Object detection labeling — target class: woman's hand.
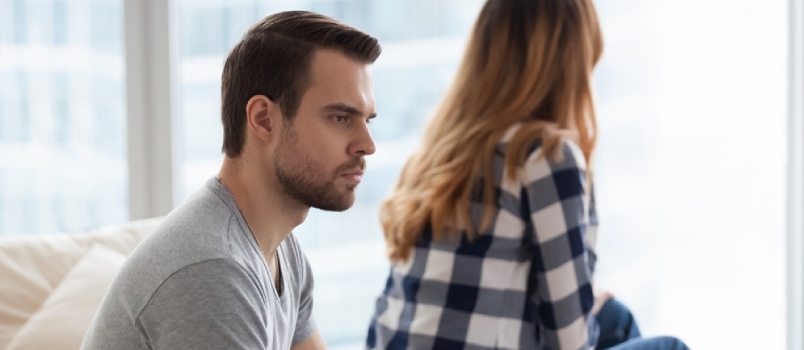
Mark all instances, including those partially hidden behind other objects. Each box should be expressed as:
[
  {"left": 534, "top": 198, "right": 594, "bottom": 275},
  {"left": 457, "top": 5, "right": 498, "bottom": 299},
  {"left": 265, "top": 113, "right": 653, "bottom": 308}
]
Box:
[{"left": 591, "top": 285, "right": 614, "bottom": 315}]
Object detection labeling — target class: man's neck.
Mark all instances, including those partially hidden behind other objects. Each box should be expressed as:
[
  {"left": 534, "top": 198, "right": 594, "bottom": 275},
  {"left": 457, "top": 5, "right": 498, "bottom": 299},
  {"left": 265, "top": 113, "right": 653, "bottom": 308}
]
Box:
[{"left": 217, "top": 157, "right": 309, "bottom": 257}]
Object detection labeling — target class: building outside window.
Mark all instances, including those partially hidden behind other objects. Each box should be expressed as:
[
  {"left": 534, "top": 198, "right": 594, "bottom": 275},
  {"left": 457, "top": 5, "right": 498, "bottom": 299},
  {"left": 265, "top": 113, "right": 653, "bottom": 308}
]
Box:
[{"left": 0, "top": 0, "right": 127, "bottom": 237}]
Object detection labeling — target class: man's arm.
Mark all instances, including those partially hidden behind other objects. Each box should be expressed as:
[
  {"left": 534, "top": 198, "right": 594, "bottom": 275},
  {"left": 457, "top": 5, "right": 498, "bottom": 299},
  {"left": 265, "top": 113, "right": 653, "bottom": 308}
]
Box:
[
  {"left": 291, "top": 330, "right": 327, "bottom": 350},
  {"left": 137, "top": 259, "right": 268, "bottom": 349}
]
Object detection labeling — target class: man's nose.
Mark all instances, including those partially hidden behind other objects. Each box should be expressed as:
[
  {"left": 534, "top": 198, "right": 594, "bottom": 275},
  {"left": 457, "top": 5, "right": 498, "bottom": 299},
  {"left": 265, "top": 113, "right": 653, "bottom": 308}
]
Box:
[{"left": 350, "top": 123, "right": 376, "bottom": 156}]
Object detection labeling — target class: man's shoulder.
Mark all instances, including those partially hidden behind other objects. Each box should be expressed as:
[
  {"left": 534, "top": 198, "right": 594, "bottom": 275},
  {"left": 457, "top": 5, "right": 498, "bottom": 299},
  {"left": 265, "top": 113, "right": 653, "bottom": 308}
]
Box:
[
  {"left": 107, "top": 185, "right": 261, "bottom": 317},
  {"left": 82, "top": 257, "right": 266, "bottom": 350},
  {"left": 130, "top": 187, "right": 241, "bottom": 269}
]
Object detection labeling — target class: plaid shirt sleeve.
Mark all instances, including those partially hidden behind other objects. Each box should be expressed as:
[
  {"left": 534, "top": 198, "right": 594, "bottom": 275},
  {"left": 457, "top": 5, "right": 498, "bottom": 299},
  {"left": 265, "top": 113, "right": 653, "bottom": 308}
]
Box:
[
  {"left": 521, "top": 140, "right": 598, "bottom": 350},
  {"left": 586, "top": 187, "right": 599, "bottom": 275}
]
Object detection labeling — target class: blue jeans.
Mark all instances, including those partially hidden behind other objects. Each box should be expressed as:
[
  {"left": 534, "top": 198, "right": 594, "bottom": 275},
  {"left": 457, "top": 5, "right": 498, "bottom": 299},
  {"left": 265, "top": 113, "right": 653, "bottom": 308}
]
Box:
[{"left": 595, "top": 299, "right": 689, "bottom": 350}]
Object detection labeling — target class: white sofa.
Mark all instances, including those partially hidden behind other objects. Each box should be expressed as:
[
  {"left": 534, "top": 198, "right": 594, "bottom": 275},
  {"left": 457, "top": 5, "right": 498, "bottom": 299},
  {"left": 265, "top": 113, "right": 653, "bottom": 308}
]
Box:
[{"left": 0, "top": 218, "right": 161, "bottom": 350}]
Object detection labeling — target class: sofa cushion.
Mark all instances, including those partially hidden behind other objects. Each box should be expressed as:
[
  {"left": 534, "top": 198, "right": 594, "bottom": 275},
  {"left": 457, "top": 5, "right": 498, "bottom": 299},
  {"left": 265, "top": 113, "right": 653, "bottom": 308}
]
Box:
[
  {"left": 0, "top": 217, "right": 161, "bottom": 348},
  {"left": 5, "top": 244, "right": 126, "bottom": 350}
]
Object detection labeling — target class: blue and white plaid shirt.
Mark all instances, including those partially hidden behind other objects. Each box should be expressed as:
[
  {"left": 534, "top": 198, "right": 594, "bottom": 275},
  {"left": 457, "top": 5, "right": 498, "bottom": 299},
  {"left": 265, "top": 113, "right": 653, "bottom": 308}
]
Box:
[{"left": 367, "top": 125, "right": 599, "bottom": 350}]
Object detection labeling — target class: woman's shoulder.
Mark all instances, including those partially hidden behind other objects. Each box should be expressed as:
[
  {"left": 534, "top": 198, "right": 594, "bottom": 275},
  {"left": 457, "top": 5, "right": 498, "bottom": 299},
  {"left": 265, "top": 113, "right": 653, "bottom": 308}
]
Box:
[{"left": 500, "top": 123, "right": 586, "bottom": 172}]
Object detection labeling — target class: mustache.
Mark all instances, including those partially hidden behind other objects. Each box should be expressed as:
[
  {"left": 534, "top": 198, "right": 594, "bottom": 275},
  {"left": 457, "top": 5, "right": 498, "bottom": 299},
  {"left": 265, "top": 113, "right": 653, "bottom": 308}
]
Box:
[{"left": 336, "top": 157, "right": 366, "bottom": 173}]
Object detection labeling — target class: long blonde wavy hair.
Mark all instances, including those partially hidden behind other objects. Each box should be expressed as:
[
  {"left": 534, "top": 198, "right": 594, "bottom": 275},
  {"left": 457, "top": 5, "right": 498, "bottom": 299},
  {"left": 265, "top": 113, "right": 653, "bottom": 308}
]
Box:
[{"left": 382, "top": 0, "right": 604, "bottom": 262}]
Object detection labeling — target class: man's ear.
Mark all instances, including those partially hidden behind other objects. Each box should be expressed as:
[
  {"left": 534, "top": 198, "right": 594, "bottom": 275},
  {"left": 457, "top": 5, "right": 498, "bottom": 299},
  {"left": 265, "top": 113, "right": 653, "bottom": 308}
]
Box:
[{"left": 245, "top": 95, "right": 281, "bottom": 144}]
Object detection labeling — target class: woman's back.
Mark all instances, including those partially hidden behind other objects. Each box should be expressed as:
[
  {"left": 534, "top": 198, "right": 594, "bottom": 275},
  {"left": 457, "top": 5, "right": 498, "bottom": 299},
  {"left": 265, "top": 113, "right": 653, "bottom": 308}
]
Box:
[
  {"left": 367, "top": 125, "right": 598, "bottom": 350},
  {"left": 368, "top": 0, "right": 604, "bottom": 348},
  {"left": 368, "top": 0, "right": 690, "bottom": 348}
]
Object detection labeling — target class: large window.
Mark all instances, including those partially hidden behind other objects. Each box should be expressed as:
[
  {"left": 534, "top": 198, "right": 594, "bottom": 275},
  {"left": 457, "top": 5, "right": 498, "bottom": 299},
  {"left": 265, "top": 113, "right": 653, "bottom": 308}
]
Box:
[
  {"left": 593, "top": 1, "right": 787, "bottom": 349},
  {"left": 176, "top": 1, "right": 788, "bottom": 348},
  {"left": 0, "top": 0, "right": 127, "bottom": 236}
]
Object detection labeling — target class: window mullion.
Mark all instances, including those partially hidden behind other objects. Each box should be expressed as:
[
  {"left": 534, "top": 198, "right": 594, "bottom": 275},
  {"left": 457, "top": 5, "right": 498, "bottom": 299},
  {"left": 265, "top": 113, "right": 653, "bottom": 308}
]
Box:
[
  {"left": 788, "top": 0, "right": 804, "bottom": 349},
  {"left": 124, "top": 0, "right": 179, "bottom": 220}
]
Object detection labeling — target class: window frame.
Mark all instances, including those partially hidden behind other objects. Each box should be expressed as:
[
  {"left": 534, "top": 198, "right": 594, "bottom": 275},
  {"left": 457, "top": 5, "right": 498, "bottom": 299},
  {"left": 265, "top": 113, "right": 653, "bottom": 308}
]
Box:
[
  {"left": 123, "top": 0, "right": 181, "bottom": 220},
  {"left": 788, "top": 0, "right": 804, "bottom": 349}
]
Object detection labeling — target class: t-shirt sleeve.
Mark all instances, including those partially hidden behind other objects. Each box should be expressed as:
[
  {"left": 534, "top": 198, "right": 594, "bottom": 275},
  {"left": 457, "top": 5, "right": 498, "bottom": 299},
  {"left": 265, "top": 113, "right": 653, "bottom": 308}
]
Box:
[
  {"left": 136, "top": 259, "right": 268, "bottom": 350},
  {"left": 292, "top": 246, "right": 317, "bottom": 345}
]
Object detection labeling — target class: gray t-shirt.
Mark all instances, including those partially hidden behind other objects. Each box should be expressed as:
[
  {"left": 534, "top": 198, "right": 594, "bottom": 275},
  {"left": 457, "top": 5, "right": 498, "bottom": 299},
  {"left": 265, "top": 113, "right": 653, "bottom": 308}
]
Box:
[{"left": 81, "top": 178, "right": 317, "bottom": 350}]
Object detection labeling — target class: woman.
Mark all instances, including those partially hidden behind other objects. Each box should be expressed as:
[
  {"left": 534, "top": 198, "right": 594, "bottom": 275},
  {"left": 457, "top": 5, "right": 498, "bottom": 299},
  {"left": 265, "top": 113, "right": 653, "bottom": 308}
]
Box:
[{"left": 366, "top": 0, "right": 688, "bottom": 349}]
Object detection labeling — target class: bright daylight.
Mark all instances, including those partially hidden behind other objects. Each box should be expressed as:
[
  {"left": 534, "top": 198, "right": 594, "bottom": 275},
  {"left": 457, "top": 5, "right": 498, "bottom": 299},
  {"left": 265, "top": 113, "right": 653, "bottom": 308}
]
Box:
[{"left": 1, "top": 0, "right": 802, "bottom": 349}]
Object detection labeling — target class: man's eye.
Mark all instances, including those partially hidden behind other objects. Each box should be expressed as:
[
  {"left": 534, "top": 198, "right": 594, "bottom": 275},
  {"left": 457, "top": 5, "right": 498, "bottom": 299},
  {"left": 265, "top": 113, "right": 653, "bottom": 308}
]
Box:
[{"left": 334, "top": 115, "right": 347, "bottom": 123}]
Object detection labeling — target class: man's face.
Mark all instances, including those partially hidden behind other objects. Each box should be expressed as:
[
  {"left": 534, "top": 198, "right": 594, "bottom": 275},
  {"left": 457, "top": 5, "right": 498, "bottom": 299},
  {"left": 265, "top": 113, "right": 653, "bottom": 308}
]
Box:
[{"left": 273, "top": 49, "right": 376, "bottom": 212}]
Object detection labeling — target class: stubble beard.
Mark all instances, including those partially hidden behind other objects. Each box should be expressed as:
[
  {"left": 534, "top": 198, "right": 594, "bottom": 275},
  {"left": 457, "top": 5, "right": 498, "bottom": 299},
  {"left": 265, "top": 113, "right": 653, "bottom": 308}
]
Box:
[{"left": 273, "top": 129, "right": 364, "bottom": 212}]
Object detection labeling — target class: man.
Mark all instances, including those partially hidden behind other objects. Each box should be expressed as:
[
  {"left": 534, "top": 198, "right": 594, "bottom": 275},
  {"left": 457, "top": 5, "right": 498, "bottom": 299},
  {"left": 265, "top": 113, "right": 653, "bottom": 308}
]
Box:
[{"left": 82, "top": 11, "right": 380, "bottom": 350}]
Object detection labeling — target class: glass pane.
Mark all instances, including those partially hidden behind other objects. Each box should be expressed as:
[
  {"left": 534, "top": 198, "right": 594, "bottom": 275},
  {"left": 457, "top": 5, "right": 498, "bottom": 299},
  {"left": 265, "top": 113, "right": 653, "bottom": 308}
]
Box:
[
  {"left": 593, "top": 1, "right": 786, "bottom": 349},
  {"left": 0, "top": 0, "right": 128, "bottom": 236}
]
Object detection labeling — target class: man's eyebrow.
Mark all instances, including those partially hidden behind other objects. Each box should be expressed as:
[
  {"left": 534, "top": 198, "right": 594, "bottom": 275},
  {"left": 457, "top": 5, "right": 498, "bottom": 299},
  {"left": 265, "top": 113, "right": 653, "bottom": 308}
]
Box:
[{"left": 323, "top": 103, "right": 377, "bottom": 119}]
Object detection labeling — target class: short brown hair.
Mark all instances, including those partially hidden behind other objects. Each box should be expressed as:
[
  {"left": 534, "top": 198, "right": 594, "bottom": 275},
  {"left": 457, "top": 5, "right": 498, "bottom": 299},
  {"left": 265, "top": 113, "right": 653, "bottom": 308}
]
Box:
[{"left": 221, "top": 11, "right": 381, "bottom": 158}]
